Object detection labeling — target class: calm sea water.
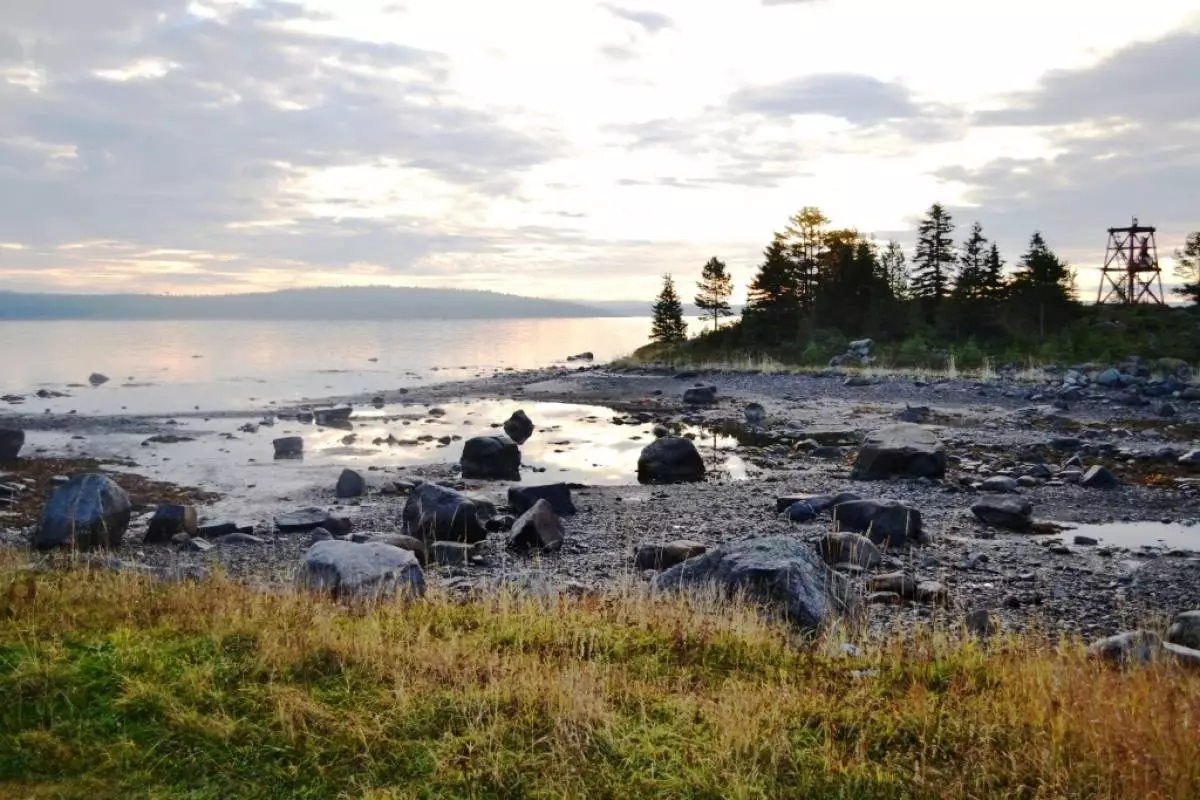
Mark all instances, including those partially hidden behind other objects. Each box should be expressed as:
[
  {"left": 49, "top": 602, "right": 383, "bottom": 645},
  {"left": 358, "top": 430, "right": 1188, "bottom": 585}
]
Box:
[{"left": 0, "top": 317, "right": 667, "bottom": 415}]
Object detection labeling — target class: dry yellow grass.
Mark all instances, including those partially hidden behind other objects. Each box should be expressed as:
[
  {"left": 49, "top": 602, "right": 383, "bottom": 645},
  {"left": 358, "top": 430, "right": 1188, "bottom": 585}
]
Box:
[{"left": 1, "top": 555, "right": 1198, "bottom": 799}]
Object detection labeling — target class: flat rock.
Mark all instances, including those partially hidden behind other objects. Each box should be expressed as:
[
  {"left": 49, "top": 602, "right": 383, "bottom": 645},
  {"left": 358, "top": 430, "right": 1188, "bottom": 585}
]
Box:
[
  {"left": 144, "top": 504, "right": 198, "bottom": 544},
  {"left": 298, "top": 540, "right": 426, "bottom": 600},
  {"left": 971, "top": 495, "right": 1033, "bottom": 532},
  {"left": 1089, "top": 630, "right": 1162, "bottom": 665},
  {"left": 276, "top": 507, "right": 334, "bottom": 533},
  {"left": 508, "top": 483, "right": 576, "bottom": 516},
  {"left": 866, "top": 572, "right": 918, "bottom": 598},
  {"left": 653, "top": 536, "right": 854, "bottom": 631},
  {"left": 817, "top": 532, "right": 882, "bottom": 569},
  {"left": 850, "top": 424, "right": 946, "bottom": 481},
  {"left": 633, "top": 540, "right": 707, "bottom": 571}
]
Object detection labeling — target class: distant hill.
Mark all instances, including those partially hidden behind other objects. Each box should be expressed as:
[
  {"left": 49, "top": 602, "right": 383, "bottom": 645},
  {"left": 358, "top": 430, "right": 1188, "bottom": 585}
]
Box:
[
  {"left": 0, "top": 287, "right": 615, "bottom": 321},
  {"left": 586, "top": 300, "right": 746, "bottom": 317}
]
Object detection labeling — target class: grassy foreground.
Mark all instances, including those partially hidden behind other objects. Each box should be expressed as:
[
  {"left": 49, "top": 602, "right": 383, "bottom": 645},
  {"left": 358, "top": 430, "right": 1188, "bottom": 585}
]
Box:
[{"left": 1, "top": 559, "right": 1198, "bottom": 799}]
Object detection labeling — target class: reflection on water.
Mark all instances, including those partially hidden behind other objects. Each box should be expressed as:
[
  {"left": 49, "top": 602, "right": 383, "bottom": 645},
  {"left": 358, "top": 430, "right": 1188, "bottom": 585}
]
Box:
[
  {"left": 1048, "top": 521, "right": 1200, "bottom": 551},
  {"left": 0, "top": 317, "right": 662, "bottom": 415},
  {"left": 26, "top": 401, "right": 753, "bottom": 493}
]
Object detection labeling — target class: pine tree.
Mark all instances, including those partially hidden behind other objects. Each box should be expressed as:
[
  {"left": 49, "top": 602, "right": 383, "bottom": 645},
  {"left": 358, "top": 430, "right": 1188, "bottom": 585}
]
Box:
[
  {"left": 745, "top": 234, "right": 802, "bottom": 345},
  {"left": 783, "top": 206, "right": 829, "bottom": 311},
  {"left": 1010, "top": 232, "right": 1076, "bottom": 342},
  {"left": 982, "top": 242, "right": 1006, "bottom": 301},
  {"left": 879, "top": 239, "right": 909, "bottom": 300},
  {"left": 1173, "top": 232, "right": 1200, "bottom": 305},
  {"left": 650, "top": 274, "right": 688, "bottom": 344},
  {"left": 911, "top": 203, "right": 956, "bottom": 306},
  {"left": 951, "top": 222, "right": 988, "bottom": 302},
  {"left": 694, "top": 257, "right": 734, "bottom": 331}
]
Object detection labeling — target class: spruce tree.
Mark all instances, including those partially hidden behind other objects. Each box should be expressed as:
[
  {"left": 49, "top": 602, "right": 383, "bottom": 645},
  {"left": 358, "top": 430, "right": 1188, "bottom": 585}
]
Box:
[
  {"left": 650, "top": 274, "right": 688, "bottom": 344},
  {"left": 745, "top": 234, "right": 802, "bottom": 345},
  {"left": 783, "top": 206, "right": 829, "bottom": 311},
  {"left": 911, "top": 203, "right": 956, "bottom": 306},
  {"left": 879, "top": 239, "right": 909, "bottom": 300},
  {"left": 694, "top": 257, "right": 734, "bottom": 331},
  {"left": 982, "top": 242, "right": 1006, "bottom": 301},
  {"left": 1010, "top": 232, "right": 1076, "bottom": 342},
  {"left": 1173, "top": 232, "right": 1200, "bottom": 305},
  {"left": 951, "top": 222, "right": 988, "bottom": 302}
]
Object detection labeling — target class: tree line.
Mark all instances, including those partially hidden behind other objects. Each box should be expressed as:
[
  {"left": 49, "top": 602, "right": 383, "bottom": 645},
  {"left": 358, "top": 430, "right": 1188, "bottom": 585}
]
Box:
[{"left": 650, "top": 203, "right": 1199, "bottom": 357}]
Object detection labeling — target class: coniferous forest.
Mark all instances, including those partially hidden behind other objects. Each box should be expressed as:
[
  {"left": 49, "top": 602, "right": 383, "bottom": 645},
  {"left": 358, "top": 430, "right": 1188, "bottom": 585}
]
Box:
[{"left": 647, "top": 205, "right": 1200, "bottom": 367}]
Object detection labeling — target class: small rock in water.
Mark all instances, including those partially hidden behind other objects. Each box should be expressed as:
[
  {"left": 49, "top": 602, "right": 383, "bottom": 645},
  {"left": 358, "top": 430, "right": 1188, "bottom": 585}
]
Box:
[
  {"left": 273, "top": 436, "right": 304, "bottom": 459},
  {"left": 1074, "top": 535, "right": 1099, "bottom": 546},
  {"left": 460, "top": 435, "right": 521, "bottom": 481},
  {"left": 88, "top": 373, "right": 110, "bottom": 386},
  {"left": 637, "top": 437, "right": 705, "bottom": 484},
  {"left": 503, "top": 410, "right": 535, "bottom": 445}
]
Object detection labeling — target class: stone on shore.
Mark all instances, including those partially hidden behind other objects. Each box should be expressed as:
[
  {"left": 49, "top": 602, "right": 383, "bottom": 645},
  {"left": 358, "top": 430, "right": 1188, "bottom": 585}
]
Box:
[
  {"left": 403, "top": 482, "right": 488, "bottom": 544},
  {"left": 850, "top": 423, "right": 946, "bottom": 481},
  {"left": 774, "top": 492, "right": 861, "bottom": 514},
  {"left": 817, "top": 532, "right": 882, "bottom": 569},
  {"left": 1088, "top": 630, "right": 1162, "bottom": 666},
  {"left": 273, "top": 436, "right": 304, "bottom": 458},
  {"left": 832, "top": 499, "right": 925, "bottom": 548},
  {"left": 1167, "top": 611, "right": 1200, "bottom": 650},
  {"left": 34, "top": 474, "right": 132, "bottom": 550},
  {"left": 276, "top": 507, "right": 335, "bottom": 533},
  {"left": 683, "top": 386, "right": 717, "bottom": 405},
  {"left": 368, "top": 534, "right": 429, "bottom": 565},
  {"left": 335, "top": 468, "right": 367, "bottom": 499},
  {"left": 653, "top": 536, "right": 853, "bottom": 631},
  {"left": 971, "top": 495, "right": 1033, "bottom": 532},
  {"left": 508, "top": 483, "right": 576, "bottom": 516},
  {"left": 298, "top": 540, "right": 425, "bottom": 600},
  {"left": 460, "top": 435, "right": 521, "bottom": 480},
  {"left": 506, "top": 499, "right": 564, "bottom": 552},
  {"left": 0, "top": 428, "right": 23, "bottom": 461},
  {"left": 1081, "top": 465, "right": 1120, "bottom": 489},
  {"left": 637, "top": 436, "right": 705, "bottom": 484},
  {"left": 633, "top": 540, "right": 707, "bottom": 571},
  {"left": 503, "top": 410, "right": 535, "bottom": 445},
  {"left": 144, "top": 504, "right": 198, "bottom": 544}
]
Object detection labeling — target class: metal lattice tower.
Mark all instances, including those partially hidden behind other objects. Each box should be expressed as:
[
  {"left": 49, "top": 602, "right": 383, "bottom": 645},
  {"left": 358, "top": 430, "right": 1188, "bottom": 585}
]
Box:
[{"left": 1097, "top": 218, "right": 1164, "bottom": 305}]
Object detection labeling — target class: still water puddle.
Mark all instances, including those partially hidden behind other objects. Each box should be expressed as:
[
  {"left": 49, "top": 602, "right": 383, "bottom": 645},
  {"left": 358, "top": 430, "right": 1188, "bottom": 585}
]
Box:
[
  {"left": 1049, "top": 521, "right": 1200, "bottom": 551},
  {"left": 26, "top": 401, "right": 751, "bottom": 498}
]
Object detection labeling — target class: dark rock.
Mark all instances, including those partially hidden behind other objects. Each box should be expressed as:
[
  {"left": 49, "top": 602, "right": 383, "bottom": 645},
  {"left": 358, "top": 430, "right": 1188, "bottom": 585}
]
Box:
[
  {"left": 197, "top": 521, "right": 241, "bottom": 538},
  {"left": 368, "top": 534, "right": 428, "bottom": 565},
  {"left": 507, "top": 483, "right": 576, "bottom": 516},
  {"left": 788, "top": 501, "right": 817, "bottom": 523},
  {"left": 637, "top": 436, "right": 705, "bottom": 484},
  {"left": 1167, "top": 611, "right": 1200, "bottom": 650},
  {"left": 1097, "top": 368, "right": 1123, "bottom": 387},
  {"left": 898, "top": 406, "right": 931, "bottom": 423},
  {"left": 485, "top": 515, "right": 516, "bottom": 533},
  {"left": 298, "top": 540, "right": 425, "bottom": 600},
  {"left": 566, "top": 352, "right": 594, "bottom": 362},
  {"left": 1157, "top": 403, "right": 1178, "bottom": 418},
  {"left": 980, "top": 475, "right": 1018, "bottom": 494},
  {"left": 850, "top": 424, "right": 946, "bottom": 481},
  {"left": 1081, "top": 465, "right": 1120, "bottom": 489},
  {"left": 506, "top": 499, "right": 564, "bottom": 552},
  {"left": 817, "top": 532, "right": 881, "bottom": 569},
  {"left": 654, "top": 536, "right": 854, "bottom": 631},
  {"left": 0, "top": 428, "right": 24, "bottom": 461},
  {"left": 634, "top": 540, "right": 707, "bottom": 571},
  {"left": 868, "top": 592, "right": 902, "bottom": 605},
  {"left": 314, "top": 407, "right": 353, "bottom": 426},
  {"left": 34, "top": 474, "right": 132, "bottom": 550},
  {"left": 774, "top": 492, "right": 860, "bottom": 514},
  {"left": 916, "top": 581, "right": 948, "bottom": 605},
  {"left": 744, "top": 402, "right": 767, "bottom": 426},
  {"left": 273, "top": 436, "right": 304, "bottom": 458},
  {"left": 866, "top": 571, "right": 917, "bottom": 598},
  {"left": 683, "top": 386, "right": 717, "bottom": 405},
  {"left": 403, "top": 482, "right": 488, "bottom": 543},
  {"left": 966, "top": 609, "right": 999, "bottom": 637},
  {"left": 1074, "top": 535, "right": 1099, "bottom": 546},
  {"left": 309, "top": 527, "right": 334, "bottom": 544},
  {"left": 503, "top": 410, "right": 535, "bottom": 445},
  {"left": 335, "top": 468, "right": 367, "bottom": 499},
  {"left": 430, "top": 541, "right": 475, "bottom": 566},
  {"left": 88, "top": 373, "right": 110, "bottom": 386},
  {"left": 276, "top": 507, "right": 334, "bottom": 533},
  {"left": 144, "top": 504, "right": 198, "bottom": 544},
  {"left": 971, "top": 495, "right": 1033, "bottom": 532},
  {"left": 215, "top": 532, "right": 265, "bottom": 546},
  {"left": 460, "top": 435, "right": 521, "bottom": 480},
  {"left": 832, "top": 499, "right": 924, "bottom": 548}
]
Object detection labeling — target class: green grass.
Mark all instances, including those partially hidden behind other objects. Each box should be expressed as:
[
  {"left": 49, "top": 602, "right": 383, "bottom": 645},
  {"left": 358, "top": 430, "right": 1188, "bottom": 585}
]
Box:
[{"left": 1, "top": 557, "right": 1199, "bottom": 798}]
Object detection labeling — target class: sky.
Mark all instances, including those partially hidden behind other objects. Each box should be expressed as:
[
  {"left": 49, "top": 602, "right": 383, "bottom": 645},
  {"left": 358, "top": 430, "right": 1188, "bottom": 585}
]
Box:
[{"left": 0, "top": 0, "right": 1197, "bottom": 303}]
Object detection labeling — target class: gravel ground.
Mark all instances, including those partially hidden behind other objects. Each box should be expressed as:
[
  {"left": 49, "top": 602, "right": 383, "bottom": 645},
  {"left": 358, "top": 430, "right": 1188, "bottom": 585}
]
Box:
[{"left": 6, "top": 364, "right": 1200, "bottom": 639}]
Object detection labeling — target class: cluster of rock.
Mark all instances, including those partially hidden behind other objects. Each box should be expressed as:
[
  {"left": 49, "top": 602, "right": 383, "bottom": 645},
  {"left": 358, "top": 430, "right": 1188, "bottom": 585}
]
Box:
[
  {"left": 1089, "top": 611, "right": 1200, "bottom": 669},
  {"left": 828, "top": 338, "right": 873, "bottom": 368},
  {"left": 1040, "top": 358, "right": 1194, "bottom": 413}
]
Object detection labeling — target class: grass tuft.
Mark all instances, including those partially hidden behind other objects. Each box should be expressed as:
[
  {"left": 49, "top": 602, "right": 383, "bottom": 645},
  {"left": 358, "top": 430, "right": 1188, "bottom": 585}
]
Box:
[{"left": 1, "top": 555, "right": 1198, "bottom": 798}]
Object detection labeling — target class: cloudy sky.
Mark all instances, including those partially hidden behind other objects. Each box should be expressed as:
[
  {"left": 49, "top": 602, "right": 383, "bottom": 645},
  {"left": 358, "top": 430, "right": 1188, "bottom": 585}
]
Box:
[{"left": 1, "top": 0, "right": 1197, "bottom": 302}]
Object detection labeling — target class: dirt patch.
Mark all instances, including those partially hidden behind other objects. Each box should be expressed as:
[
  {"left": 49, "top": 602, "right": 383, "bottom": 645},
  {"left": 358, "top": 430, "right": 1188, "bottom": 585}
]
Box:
[{"left": 1, "top": 457, "right": 220, "bottom": 528}]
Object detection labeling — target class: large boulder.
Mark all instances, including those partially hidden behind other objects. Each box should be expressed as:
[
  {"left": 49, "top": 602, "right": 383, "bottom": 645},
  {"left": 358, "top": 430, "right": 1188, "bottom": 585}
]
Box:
[
  {"left": 502, "top": 410, "right": 535, "bottom": 445},
  {"left": 637, "top": 436, "right": 705, "bottom": 484},
  {"left": 850, "top": 424, "right": 946, "bottom": 481},
  {"left": 460, "top": 435, "right": 521, "bottom": 480},
  {"left": 506, "top": 499, "right": 564, "bottom": 552},
  {"left": 654, "top": 536, "right": 853, "bottom": 631},
  {"left": 817, "top": 532, "right": 882, "bottom": 569},
  {"left": 508, "top": 483, "right": 576, "bottom": 516},
  {"left": 971, "top": 495, "right": 1033, "bottom": 532},
  {"left": 34, "top": 474, "right": 132, "bottom": 550},
  {"left": 144, "top": 504, "right": 198, "bottom": 544},
  {"left": 832, "top": 499, "right": 925, "bottom": 548},
  {"left": 634, "top": 540, "right": 707, "bottom": 571},
  {"left": 1089, "top": 630, "right": 1162, "bottom": 666},
  {"left": 335, "top": 468, "right": 367, "bottom": 499},
  {"left": 1167, "top": 611, "right": 1200, "bottom": 650},
  {"left": 403, "top": 482, "right": 488, "bottom": 544},
  {"left": 683, "top": 386, "right": 717, "bottom": 405},
  {"left": 297, "top": 540, "right": 425, "bottom": 600},
  {"left": 0, "top": 428, "right": 23, "bottom": 461}
]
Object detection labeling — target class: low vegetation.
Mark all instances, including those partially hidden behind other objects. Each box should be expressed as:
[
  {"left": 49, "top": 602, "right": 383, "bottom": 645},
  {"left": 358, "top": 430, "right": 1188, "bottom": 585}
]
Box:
[{"left": 2, "top": 556, "right": 1198, "bottom": 798}]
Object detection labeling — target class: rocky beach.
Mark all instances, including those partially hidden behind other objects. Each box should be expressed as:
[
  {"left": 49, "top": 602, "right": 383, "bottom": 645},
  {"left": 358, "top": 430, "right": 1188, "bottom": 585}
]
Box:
[{"left": 5, "top": 353, "right": 1200, "bottom": 649}]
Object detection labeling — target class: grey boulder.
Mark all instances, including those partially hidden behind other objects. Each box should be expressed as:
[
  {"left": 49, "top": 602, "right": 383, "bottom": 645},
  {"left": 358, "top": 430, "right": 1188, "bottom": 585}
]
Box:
[
  {"left": 1081, "top": 465, "right": 1120, "bottom": 489},
  {"left": 817, "top": 532, "right": 882, "bottom": 569},
  {"left": 850, "top": 423, "right": 946, "bottom": 481},
  {"left": 832, "top": 499, "right": 925, "bottom": 548},
  {"left": 34, "top": 473, "right": 132, "bottom": 550},
  {"left": 971, "top": 495, "right": 1033, "bottom": 532},
  {"left": 637, "top": 436, "right": 705, "bottom": 484},
  {"left": 460, "top": 435, "right": 521, "bottom": 480},
  {"left": 1167, "top": 611, "right": 1200, "bottom": 650},
  {"left": 653, "top": 536, "right": 854, "bottom": 631},
  {"left": 683, "top": 386, "right": 717, "bottom": 405},
  {"left": 335, "top": 468, "right": 367, "bottom": 498},
  {"left": 298, "top": 540, "right": 425, "bottom": 600},
  {"left": 506, "top": 499, "right": 564, "bottom": 552},
  {"left": 403, "top": 482, "right": 488, "bottom": 544},
  {"left": 273, "top": 436, "right": 304, "bottom": 458}
]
